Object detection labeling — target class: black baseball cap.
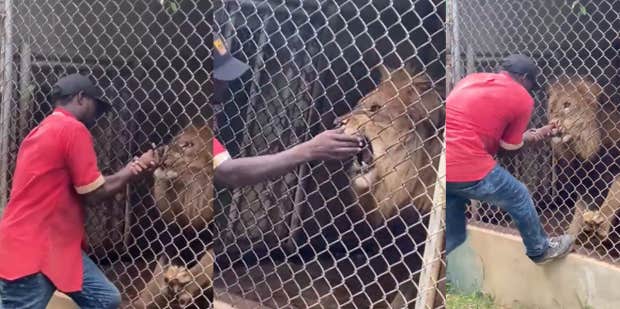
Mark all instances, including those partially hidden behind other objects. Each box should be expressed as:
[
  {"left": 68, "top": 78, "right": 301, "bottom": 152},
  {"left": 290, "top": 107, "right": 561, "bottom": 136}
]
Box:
[
  {"left": 213, "top": 35, "right": 250, "bottom": 81},
  {"left": 500, "top": 54, "right": 540, "bottom": 89},
  {"left": 52, "top": 73, "right": 111, "bottom": 116}
]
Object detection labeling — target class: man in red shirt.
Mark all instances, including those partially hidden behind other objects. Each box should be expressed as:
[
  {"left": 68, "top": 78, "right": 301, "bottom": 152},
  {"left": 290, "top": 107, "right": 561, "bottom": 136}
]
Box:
[
  {"left": 446, "top": 54, "right": 574, "bottom": 264},
  {"left": 0, "top": 74, "right": 157, "bottom": 308},
  {"left": 211, "top": 36, "right": 362, "bottom": 187}
]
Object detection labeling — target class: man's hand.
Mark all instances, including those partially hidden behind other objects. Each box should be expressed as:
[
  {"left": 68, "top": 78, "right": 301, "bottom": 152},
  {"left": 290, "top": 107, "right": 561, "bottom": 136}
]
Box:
[
  {"left": 300, "top": 127, "right": 363, "bottom": 161},
  {"left": 83, "top": 149, "right": 159, "bottom": 205},
  {"left": 127, "top": 149, "right": 159, "bottom": 177},
  {"left": 523, "top": 124, "right": 556, "bottom": 143}
]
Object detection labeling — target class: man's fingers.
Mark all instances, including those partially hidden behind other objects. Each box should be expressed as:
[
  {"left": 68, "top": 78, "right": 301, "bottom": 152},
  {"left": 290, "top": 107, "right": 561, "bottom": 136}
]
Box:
[
  {"left": 331, "top": 147, "right": 362, "bottom": 159},
  {"left": 133, "top": 160, "right": 149, "bottom": 170},
  {"left": 332, "top": 127, "right": 346, "bottom": 134},
  {"left": 128, "top": 165, "right": 141, "bottom": 176},
  {"left": 332, "top": 133, "right": 363, "bottom": 145}
]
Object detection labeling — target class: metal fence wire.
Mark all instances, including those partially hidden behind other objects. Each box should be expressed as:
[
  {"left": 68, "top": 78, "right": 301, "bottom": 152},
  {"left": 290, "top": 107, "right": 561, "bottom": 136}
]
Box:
[
  {"left": 212, "top": 1, "right": 445, "bottom": 308},
  {"left": 453, "top": 0, "right": 620, "bottom": 264},
  {"left": 0, "top": 0, "right": 446, "bottom": 308}
]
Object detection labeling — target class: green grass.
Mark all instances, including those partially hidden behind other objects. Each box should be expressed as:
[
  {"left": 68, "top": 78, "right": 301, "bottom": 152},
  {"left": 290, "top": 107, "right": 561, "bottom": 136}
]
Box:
[
  {"left": 446, "top": 283, "right": 500, "bottom": 309},
  {"left": 446, "top": 291, "right": 499, "bottom": 309},
  {"left": 446, "top": 284, "right": 596, "bottom": 309}
]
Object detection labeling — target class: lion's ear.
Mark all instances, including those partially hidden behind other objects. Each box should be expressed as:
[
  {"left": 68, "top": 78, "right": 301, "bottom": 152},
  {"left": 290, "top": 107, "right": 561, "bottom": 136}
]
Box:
[{"left": 377, "top": 65, "right": 391, "bottom": 83}]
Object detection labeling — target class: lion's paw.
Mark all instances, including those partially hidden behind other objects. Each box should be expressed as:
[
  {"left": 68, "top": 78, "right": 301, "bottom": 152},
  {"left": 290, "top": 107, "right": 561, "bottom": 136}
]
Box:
[
  {"left": 164, "top": 265, "right": 192, "bottom": 294},
  {"left": 178, "top": 291, "right": 193, "bottom": 307},
  {"left": 582, "top": 210, "right": 610, "bottom": 238}
]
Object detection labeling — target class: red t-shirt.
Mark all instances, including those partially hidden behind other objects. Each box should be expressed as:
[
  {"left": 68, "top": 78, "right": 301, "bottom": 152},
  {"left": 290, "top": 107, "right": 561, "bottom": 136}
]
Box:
[
  {"left": 0, "top": 107, "right": 104, "bottom": 292},
  {"left": 446, "top": 72, "right": 534, "bottom": 182},
  {"left": 213, "top": 137, "right": 230, "bottom": 168}
]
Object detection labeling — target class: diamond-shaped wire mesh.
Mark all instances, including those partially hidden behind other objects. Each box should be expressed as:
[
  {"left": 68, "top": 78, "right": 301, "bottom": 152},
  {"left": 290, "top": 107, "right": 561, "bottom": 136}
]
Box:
[
  {"left": 0, "top": 0, "right": 446, "bottom": 308},
  {"left": 454, "top": 0, "right": 620, "bottom": 263},
  {"left": 212, "top": 1, "right": 445, "bottom": 308},
  {"left": 0, "top": 0, "right": 214, "bottom": 308}
]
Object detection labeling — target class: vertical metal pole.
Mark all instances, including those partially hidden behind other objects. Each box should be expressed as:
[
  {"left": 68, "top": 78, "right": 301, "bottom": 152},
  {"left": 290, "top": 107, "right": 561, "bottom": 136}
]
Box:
[
  {"left": 0, "top": 0, "right": 14, "bottom": 212},
  {"left": 413, "top": 1, "right": 452, "bottom": 308},
  {"left": 451, "top": 0, "right": 461, "bottom": 83},
  {"left": 466, "top": 43, "right": 475, "bottom": 75},
  {"left": 415, "top": 143, "right": 446, "bottom": 309},
  {"left": 18, "top": 40, "right": 32, "bottom": 140}
]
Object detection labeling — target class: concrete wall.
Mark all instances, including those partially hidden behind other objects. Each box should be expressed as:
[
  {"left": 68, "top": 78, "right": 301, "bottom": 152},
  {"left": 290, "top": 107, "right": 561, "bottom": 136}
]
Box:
[{"left": 448, "top": 226, "right": 620, "bottom": 309}]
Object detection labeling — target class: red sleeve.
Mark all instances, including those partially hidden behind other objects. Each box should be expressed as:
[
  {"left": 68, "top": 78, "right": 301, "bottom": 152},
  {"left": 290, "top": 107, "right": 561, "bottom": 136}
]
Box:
[
  {"left": 64, "top": 125, "right": 104, "bottom": 194},
  {"left": 213, "top": 138, "right": 231, "bottom": 169},
  {"left": 500, "top": 94, "right": 534, "bottom": 149}
]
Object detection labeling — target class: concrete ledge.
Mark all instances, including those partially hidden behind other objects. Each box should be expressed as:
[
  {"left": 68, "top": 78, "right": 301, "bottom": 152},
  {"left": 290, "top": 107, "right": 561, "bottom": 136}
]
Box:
[{"left": 447, "top": 226, "right": 620, "bottom": 309}]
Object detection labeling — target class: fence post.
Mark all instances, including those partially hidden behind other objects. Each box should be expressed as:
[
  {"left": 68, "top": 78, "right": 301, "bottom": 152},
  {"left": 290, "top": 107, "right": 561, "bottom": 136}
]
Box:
[
  {"left": 415, "top": 143, "right": 446, "bottom": 309},
  {"left": 18, "top": 40, "right": 32, "bottom": 140},
  {"left": 0, "top": 0, "right": 14, "bottom": 213}
]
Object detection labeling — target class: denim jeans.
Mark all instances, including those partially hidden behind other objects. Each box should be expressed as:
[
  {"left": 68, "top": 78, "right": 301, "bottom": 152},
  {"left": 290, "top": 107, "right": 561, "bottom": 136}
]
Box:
[
  {"left": 446, "top": 164, "right": 549, "bottom": 261},
  {"left": 0, "top": 252, "right": 121, "bottom": 309}
]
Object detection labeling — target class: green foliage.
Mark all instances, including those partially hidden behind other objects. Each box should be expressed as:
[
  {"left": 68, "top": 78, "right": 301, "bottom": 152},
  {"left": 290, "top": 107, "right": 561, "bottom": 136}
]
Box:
[
  {"left": 570, "top": 1, "right": 588, "bottom": 16},
  {"left": 162, "top": 0, "right": 180, "bottom": 14}
]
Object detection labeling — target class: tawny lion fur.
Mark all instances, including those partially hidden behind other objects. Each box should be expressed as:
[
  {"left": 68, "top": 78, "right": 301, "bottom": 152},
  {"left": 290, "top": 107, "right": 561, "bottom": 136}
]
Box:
[
  {"left": 339, "top": 64, "right": 443, "bottom": 227},
  {"left": 339, "top": 65, "right": 443, "bottom": 308},
  {"left": 134, "top": 125, "right": 214, "bottom": 308},
  {"left": 548, "top": 76, "right": 620, "bottom": 241}
]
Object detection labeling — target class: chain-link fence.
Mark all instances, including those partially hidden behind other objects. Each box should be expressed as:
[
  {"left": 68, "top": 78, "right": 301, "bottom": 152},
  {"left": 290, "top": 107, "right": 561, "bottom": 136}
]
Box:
[
  {"left": 0, "top": 0, "right": 446, "bottom": 308},
  {"left": 453, "top": 0, "right": 620, "bottom": 263},
  {"left": 0, "top": 0, "right": 214, "bottom": 307},
  {"left": 212, "top": 1, "right": 445, "bottom": 308}
]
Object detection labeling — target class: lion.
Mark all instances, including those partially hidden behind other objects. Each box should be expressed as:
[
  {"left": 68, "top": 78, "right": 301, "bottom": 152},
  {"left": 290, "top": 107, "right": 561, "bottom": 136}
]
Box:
[
  {"left": 547, "top": 76, "right": 620, "bottom": 245},
  {"left": 336, "top": 64, "right": 444, "bottom": 307},
  {"left": 337, "top": 64, "right": 443, "bottom": 227},
  {"left": 133, "top": 124, "right": 214, "bottom": 308}
]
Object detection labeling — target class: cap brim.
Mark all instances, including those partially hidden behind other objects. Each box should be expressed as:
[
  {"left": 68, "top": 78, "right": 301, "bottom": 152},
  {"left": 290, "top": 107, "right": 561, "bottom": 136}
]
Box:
[{"left": 213, "top": 57, "right": 250, "bottom": 81}]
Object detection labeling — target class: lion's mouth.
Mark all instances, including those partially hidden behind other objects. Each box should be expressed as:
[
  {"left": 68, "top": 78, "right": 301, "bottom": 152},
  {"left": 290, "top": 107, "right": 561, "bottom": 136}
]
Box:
[
  {"left": 349, "top": 135, "right": 375, "bottom": 176},
  {"left": 154, "top": 161, "right": 179, "bottom": 180}
]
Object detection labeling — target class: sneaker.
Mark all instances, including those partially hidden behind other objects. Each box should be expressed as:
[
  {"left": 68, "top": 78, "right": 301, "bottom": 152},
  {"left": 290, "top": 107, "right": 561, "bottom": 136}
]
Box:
[{"left": 533, "top": 234, "right": 575, "bottom": 265}]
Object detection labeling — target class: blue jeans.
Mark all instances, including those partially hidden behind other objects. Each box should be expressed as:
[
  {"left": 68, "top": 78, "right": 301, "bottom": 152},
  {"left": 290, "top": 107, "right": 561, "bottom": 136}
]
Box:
[
  {"left": 446, "top": 164, "right": 549, "bottom": 261},
  {"left": 0, "top": 252, "right": 121, "bottom": 309}
]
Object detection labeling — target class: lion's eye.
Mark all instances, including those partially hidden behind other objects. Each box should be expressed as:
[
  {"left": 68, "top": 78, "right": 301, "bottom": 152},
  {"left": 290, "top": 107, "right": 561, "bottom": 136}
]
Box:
[
  {"left": 180, "top": 142, "right": 194, "bottom": 148},
  {"left": 563, "top": 101, "right": 570, "bottom": 108},
  {"left": 369, "top": 104, "right": 381, "bottom": 112},
  {"left": 415, "top": 81, "right": 432, "bottom": 91}
]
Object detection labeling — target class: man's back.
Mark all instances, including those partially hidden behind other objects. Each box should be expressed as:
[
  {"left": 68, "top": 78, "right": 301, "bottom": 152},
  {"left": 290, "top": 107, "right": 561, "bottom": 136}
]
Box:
[
  {"left": 0, "top": 108, "right": 103, "bottom": 292},
  {"left": 446, "top": 72, "right": 534, "bottom": 182}
]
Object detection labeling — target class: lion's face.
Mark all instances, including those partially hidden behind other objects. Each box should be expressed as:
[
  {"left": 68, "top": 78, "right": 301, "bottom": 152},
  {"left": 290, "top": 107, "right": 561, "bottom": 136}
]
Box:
[
  {"left": 154, "top": 125, "right": 214, "bottom": 180},
  {"left": 548, "top": 77, "right": 601, "bottom": 124},
  {"left": 337, "top": 67, "right": 441, "bottom": 216},
  {"left": 547, "top": 77, "right": 602, "bottom": 160}
]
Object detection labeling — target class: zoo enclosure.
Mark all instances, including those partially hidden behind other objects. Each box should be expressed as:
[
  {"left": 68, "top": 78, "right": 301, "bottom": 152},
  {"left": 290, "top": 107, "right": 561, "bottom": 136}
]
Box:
[
  {"left": 0, "top": 0, "right": 446, "bottom": 308},
  {"left": 213, "top": 0, "right": 446, "bottom": 308},
  {"left": 0, "top": 0, "right": 214, "bottom": 306},
  {"left": 452, "top": 0, "right": 620, "bottom": 263}
]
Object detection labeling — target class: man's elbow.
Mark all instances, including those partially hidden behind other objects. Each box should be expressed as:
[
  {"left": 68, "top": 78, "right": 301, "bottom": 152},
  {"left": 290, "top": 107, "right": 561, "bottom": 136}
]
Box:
[{"left": 81, "top": 187, "right": 107, "bottom": 205}]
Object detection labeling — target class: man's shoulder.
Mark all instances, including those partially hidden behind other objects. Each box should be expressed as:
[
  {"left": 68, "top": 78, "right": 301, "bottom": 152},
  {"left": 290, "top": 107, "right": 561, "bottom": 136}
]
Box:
[
  {"left": 213, "top": 137, "right": 227, "bottom": 155},
  {"left": 29, "top": 113, "right": 91, "bottom": 146}
]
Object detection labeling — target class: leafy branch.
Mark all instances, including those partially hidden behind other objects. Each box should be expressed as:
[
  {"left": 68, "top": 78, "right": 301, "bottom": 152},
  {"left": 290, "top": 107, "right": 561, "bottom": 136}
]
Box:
[
  {"left": 570, "top": 1, "right": 588, "bottom": 16},
  {"left": 160, "top": 0, "right": 181, "bottom": 14}
]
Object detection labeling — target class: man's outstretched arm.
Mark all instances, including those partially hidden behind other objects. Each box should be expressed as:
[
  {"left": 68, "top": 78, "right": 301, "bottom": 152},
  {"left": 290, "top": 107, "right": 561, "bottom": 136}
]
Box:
[
  {"left": 214, "top": 128, "right": 362, "bottom": 188},
  {"left": 82, "top": 153, "right": 157, "bottom": 205}
]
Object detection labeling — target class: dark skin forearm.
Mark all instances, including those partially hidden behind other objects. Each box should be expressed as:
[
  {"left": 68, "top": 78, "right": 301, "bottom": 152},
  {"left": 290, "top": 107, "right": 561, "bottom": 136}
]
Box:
[
  {"left": 83, "top": 167, "right": 135, "bottom": 205},
  {"left": 214, "top": 145, "right": 309, "bottom": 188}
]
